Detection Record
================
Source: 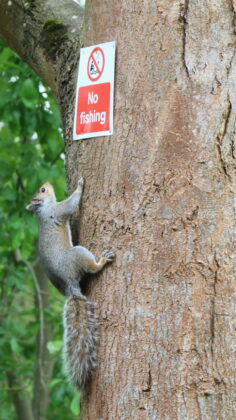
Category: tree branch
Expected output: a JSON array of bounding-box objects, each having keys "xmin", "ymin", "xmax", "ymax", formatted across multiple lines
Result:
[
  {"xmin": 32, "ymin": 263, "xmax": 55, "ymax": 420},
  {"xmin": 15, "ymin": 249, "xmax": 46, "ymax": 391},
  {"xmin": 7, "ymin": 373, "xmax": 34, "ymax": 420},
  {"xmin": 15, "ymin": 251, "xmax": 55, "ymax": 420},
  {"xmin": 0, "ymin": 0, "xmax": 84, "ymax": 94}
]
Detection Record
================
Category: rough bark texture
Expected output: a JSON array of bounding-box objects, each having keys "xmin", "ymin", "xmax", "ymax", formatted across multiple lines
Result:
[
  {"xmin": 1, "ymin": 1, "xmax": 236, "ymax": 419},
  {"xmin": 71, "ymin": 1, "xmax": 236, "ymax": 419},
  {"xmin": 0, "ymin": 0, "xmax": 83, "ymax": 95}
]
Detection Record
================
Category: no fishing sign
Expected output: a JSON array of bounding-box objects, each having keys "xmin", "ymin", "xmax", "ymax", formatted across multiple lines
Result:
[{"xmin": 73, "ymin": 41, "xmax": 116, "ymax": 140}]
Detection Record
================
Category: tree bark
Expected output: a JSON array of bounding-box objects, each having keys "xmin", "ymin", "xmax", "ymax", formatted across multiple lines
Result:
[
  {"xmin": 70, "ymin": 1, "xmax": 236, "ymax": 419},
  {"xmin": 1, "ymin": 1, "xmax": 236, "ymax": 419},
  {"xmin": 0, "ymin": 0, "xmax": 83, "ymax": 94}
]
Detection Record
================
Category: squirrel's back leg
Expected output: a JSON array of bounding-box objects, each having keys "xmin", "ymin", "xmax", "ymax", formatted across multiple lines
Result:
[{"xmin": 74, "ymin": 246, "xmax": 114, "ymax": 274}]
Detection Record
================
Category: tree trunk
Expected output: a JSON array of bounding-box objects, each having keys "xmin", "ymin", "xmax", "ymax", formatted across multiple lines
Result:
[{"xmin": 1, "ymin": 1, "xmax": 236, "ymax": 419}]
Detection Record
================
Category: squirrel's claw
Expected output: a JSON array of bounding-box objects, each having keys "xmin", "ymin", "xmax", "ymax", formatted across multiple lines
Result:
[
  {"xmin": 77, "ymin": 177, "xmax": 84, "ymax": 190},
  {"xmin": 101, "ymin": 250, "xmax": 115, "ymax": 262}
]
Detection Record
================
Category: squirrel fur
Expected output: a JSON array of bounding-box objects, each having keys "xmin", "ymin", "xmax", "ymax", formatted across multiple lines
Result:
[{"xmin": 26, "ymin": 177, "xmax": 114, "ymax": 389}]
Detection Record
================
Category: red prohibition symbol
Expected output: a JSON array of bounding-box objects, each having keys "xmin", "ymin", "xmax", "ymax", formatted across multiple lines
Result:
[{"xmin": 87, "ymin": 47, "xmax": 105, "ymax": 82}]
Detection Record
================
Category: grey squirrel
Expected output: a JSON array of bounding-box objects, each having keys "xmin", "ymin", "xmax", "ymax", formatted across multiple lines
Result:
[{"xmin": 26, "ymin": 177, "xmax": 114, "ymax": 389}]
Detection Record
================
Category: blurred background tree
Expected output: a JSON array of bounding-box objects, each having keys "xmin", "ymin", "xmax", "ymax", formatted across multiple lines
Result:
[{"xmin": 0, "ymin": 41, "xmax": 80, "ymax": 420}]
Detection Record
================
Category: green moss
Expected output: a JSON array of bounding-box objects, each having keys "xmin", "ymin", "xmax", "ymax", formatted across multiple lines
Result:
[
  {"xmin": 42, "ymin": 19, "xmax": 68, "ymax": 60},
  {"xmin": 44, "ymin": 19, "xmax": 66, "ymax": 32}
]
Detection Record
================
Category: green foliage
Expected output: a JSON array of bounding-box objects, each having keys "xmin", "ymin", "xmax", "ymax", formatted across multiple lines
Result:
[
  {"xmin": 70, "ymin": 393, "xmax": 81, "ymax": 416},
  {"xmin": 47, "ymin": 340, "xmax": 63, "ymax": 355},
  {"xmin": 0, "ymin": 41, "xmax": 79, "ymax": 419}
]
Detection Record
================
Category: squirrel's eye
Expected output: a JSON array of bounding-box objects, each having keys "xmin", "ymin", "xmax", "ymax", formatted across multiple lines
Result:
[{"xmin": 41, "ymin": 187, "xmax": 46, "ymax": 193}]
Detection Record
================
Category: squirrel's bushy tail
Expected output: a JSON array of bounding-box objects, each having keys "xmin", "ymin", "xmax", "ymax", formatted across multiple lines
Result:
[{"xmin": 63, "ymin": 292, "xmax": 98, "ymax": 389}]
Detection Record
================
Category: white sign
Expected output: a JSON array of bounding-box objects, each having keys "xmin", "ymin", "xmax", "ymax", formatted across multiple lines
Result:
[{"xmin": 73, "ymin": 41, "xmax": 116, "ymax": 140}]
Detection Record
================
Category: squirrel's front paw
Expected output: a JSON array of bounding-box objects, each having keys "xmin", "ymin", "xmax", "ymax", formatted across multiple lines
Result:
[
  {"xmin": 101, "ymin": 250, "xmax": 115, "ymax": 263},
  {"xmin": 77, "ymin": 177, "xmax": 84, "ymax": 190}
]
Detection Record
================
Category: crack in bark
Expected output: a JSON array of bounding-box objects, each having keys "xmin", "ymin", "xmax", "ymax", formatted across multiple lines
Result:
[
  {"xmin": 186, "ymin": 205, "xmax": 199, "ymax": 222},
  {"xmin": 180, "ymin": 0, "xmax": 190, "ymax": 78},
  {"xmin": 229, "ymin": 0, "xmax": 236, "ymax": 15},
  {"xmin": 226, "ymin": 48, "xmax": 236, "ymax": 77},
  {"xmin": 215, "ymin": 95, "xmax": 233, "ymax": 179},
  {"xmin": 211, "ymin": 76, "xmax": 222, "ymax": 95},
  {"xmin": 142, "ymin": 364, "xmax": 152, "ymax": 393},
  {"xmin": 210, "ymin": 254, "xmax": 219, "ymax": 363}
]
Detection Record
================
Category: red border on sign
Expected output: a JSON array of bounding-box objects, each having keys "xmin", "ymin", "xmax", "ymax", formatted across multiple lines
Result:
[{"xmin": 87, "ymin": 47, "xmax": 105, "ymax": 82}]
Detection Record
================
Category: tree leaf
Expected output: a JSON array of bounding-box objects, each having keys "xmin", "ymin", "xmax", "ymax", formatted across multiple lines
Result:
[
  {"xmin": 47, "ymin": 340, "xmax": 63, "ymax": 354},
  {"xmin": 70, "ymin": 393, "xmax": 81, "ymax": 416},
  {"xmin": 20, "ymin": 78, "xmax": 39, "ymax": 108}
]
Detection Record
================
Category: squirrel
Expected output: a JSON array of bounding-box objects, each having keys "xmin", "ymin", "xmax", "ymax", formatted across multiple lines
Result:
[{"xmin": 26, "ymin": 177, "xmax": 114, "ymax": 389}]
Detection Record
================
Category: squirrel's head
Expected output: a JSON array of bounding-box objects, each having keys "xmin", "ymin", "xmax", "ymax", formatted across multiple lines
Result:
[{"xmin": 26, "ymin": 182, "xmax": 56, "ymax": 213}]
